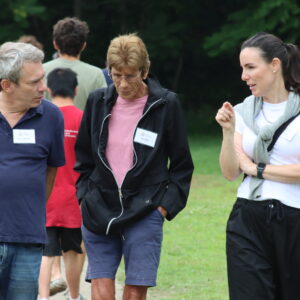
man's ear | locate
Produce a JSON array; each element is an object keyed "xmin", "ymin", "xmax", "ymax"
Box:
[
  {"xmin": 74, "ymin": 87, "xmax": 78, "ymax": 97},
  {"xmin": 80, "ymin": 42, "xmax": 87, "ymax": 52},
  {"xmin": 53, "ymin": 40, "xmax": 59, "ymax": 51},
  {"xmin": 1, "ymin": 79, "xmax": 14, "ymax": 93}
]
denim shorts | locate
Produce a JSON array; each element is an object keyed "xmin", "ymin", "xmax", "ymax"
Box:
[
  {"xmin": 0, "ymin": 242, "xmax": 43, "ymax": 300},
  {"xmin": 82, "ymin": 209, "xmax": 164, "ymax": 287}
]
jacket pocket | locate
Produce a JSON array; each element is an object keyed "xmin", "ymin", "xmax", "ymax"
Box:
[
  {"xmin": 122, "ymin": 181, "xmax": 169, "ymax": 218},
  {"xmin": 81, "ymin": 180, "xmax": 116, "ymax": 235}
]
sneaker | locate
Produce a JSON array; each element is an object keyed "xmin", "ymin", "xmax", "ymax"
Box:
[{"xmin": 49, "ymin": 278, "xmax": 67, "ymax": 296}]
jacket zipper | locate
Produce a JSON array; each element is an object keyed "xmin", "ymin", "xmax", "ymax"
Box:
[
  {"xmin": 98, "ymin": 98, "xmax": 163, "ymax": 234},
  {"xmin": 97, "ymin": 114, "xmax": 124, "ymax": 235}
]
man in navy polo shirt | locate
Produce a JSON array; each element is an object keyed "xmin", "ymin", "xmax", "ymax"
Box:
[{"xmin": 0, "ymin": 42, "xmax": 65, "ymax": 299}]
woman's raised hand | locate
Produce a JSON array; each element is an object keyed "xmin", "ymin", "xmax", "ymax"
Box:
[{"xmin": 215, "ymin": 102, "xmax": 235, "ymax": 132}]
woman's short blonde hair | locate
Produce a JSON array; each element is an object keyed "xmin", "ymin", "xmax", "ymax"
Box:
[{"xmin": 106, "ymin": 33, "xmax": 150, "ymax": 76}]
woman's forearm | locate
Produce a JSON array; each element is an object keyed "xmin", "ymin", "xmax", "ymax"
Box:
[{"xmin": 219, "ymin": 130, "xmax": 241, "ymax": 181}]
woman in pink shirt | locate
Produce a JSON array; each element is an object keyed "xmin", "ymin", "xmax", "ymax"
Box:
[{"xmin": 75, "ymin": 33, "xmax": 194, "ymax": 300}]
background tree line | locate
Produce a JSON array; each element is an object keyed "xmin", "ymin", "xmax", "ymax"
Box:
[{"xmin": 1, "ymin": 0, "xmax": 300, "ymax": 133}]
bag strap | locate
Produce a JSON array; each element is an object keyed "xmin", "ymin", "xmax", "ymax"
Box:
[
  {"xmin": 242, "ymin": 111, "xmax": 300, "ymax": 180},
  {"xmin": 267, "ymin": 111, "xmax": 300, "ymax": 152}
]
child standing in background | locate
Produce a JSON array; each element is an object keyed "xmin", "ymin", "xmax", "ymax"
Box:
[{"xmin": 39, "ymin": 68, "xmax": 85, "ymax": 300}]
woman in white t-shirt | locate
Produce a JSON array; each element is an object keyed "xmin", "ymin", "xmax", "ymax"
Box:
[{"xmin": 216, "ymin": 32, "xmax": 300, "ymax": 300}]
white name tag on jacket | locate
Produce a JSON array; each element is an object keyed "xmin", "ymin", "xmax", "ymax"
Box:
[
  {"xmin": 13, "ymin": 129, "xmax": 36, "ymax": 144},
  {"xmin": 134, "ymin": 128, "xmax": 157, "ymax": 148}
]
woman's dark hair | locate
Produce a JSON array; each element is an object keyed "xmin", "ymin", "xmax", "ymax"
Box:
[{"xmin": 241, "ymin": 32, "xmax": 300, "ymax": 95}]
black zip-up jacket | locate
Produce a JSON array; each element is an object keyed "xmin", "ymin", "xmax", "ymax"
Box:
[{"xmin": 74, "ymin": 75, "xmax": 194, "ymax": 235}]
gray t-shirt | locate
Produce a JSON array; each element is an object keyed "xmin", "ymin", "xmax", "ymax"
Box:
[{"xmin": 43, "ymin": 58, "xmax": 107, "ymax": 110}]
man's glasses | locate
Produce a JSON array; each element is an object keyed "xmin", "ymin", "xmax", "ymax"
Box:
[{"xmin": 109, "ymin": 71, "xmax": 141, "ymax": 83}]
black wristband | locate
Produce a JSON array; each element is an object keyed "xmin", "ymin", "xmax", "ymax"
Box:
[{"xmin": 257, "ymin": 163, "xmax": 266, "ymax": 179}]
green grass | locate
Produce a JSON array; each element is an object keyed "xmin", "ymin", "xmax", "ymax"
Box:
[
  {"xmin": 119, "ymin": 135, "xmax": 241, "ymax": 299},
  {"xmin": 189, "ymin": 134, "xmax": 222, "ymax": 175}
]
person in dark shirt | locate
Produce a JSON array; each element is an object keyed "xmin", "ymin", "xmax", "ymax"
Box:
[
  {"xmin": 75, "ymin": 33, "xmax": 194, "ymax": 300},
  {"xmin": 0, "ymin": 42, "xmax": 65, "ymax": 299}
]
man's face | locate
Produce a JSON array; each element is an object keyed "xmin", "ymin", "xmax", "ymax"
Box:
[{"xmin": 11, "ymin": 61, "xmax": 46, "ymax": 110}]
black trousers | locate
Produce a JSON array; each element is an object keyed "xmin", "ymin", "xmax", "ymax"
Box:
[{"xmin": 227, "ymin": 198, "xmax": 300, "ymax": 300}]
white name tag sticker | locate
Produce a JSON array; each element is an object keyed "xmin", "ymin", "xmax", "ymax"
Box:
[
  {"xmin": 13, "ymin": 129, "xmax": 36, "ymax": 144},
  {"xmin": 134, "ymin": 128, "xmax": 157, "ymax": 148}
]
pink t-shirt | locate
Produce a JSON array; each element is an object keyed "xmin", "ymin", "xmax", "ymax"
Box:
[{"xmin": 106, "ymin": 95, "xmax": 148, "ymax": 186}]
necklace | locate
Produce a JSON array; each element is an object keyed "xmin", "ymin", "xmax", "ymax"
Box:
[
  {"xmin": 261, "ymin": 104, "xmax": 273, "ymax": 124},
  {"xmin": 261, "ymin": 109, "xmax": 273, "ymax": 124}
]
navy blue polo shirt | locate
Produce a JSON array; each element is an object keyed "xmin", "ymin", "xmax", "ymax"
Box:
[{"xmin": 0, "ymin": 99, "xmax": 65, "ymax": 244}]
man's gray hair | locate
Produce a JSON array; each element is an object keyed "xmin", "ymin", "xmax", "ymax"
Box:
[{"xmin": 0, "ymin": 42, "xmax": 44, "ymax": 84}]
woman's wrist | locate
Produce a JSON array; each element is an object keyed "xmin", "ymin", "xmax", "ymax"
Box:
[
  {"xmin": 222, "ymin": 127, "xmax": 235, "ymax": 136},
  {"xmin": 256, "ymin": 163, "xmax": 266, "ymax": 179}
]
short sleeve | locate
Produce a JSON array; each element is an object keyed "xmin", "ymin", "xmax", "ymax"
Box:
[{"xmin": 47, "ymin": 109, "xmax": 65, "ymax": 167}]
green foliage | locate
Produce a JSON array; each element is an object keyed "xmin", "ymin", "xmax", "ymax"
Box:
[
  {"xmin": 0, "ymin": 0, "xmax": 45, "ymax": 42},
  {"xmin": 185, "ymin": 105, "xmax": 222, "ymax": 135},
  {"xmin": 0, "ymin": 0, "xmax": 250, "ymax": 111},
  {"xmin": 3, "ymin": 0, "xmax": 300, "ymax": 121},
  {"xmin": 12, "ymin": 0, "xmax": 45, "ymax": 21},
  {"xmin": 203, "ymin": 0, "xmax": 300, "ymax": 56}
]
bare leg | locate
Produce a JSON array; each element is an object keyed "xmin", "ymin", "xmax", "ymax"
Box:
[
  {"xmin": 79, "ymin": 241, "xmax": 86, "ymax": 274},
  {"xmin": 123, "ymin": 285, "xmax": 148, "ymax": 300},
  {"xmin": 63, "ymin": 250, "xmax": 84, "ymax": 298},
  {"xmin": 38, "ymin": 256, "xmax": 55, "ymax": 298},
  {"xmin": 91, "ymin": 278, "xmax": 115, "ymax": 300},
  {"xmin": 51, "ymin": 256, "xmax": 62, "ymax": 280}
]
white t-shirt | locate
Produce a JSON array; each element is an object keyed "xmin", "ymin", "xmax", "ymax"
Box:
[{"xmin": 235, "ymin": 100, "xmax": 300, "ymax": 208}]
